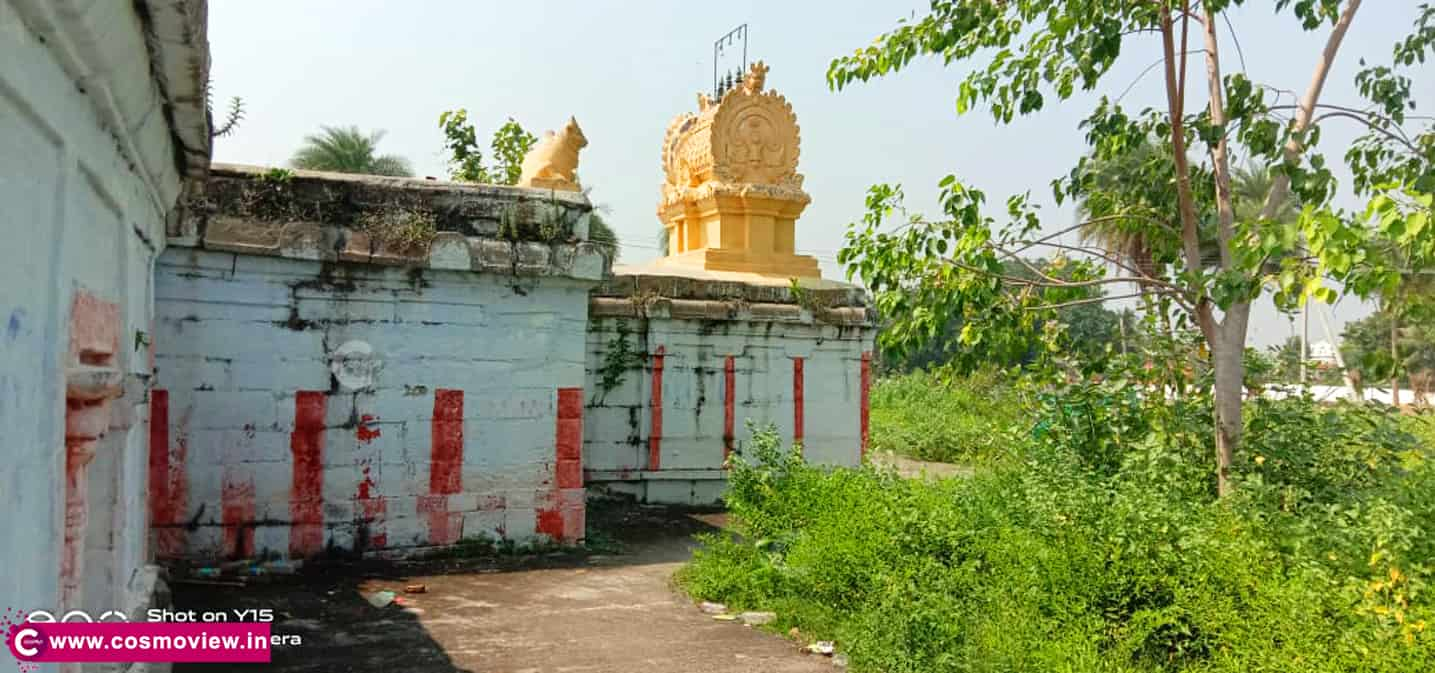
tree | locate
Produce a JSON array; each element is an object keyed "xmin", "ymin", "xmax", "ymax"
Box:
[
  {"xmin": 1374, "ymin": 253, "xmax": 1435, "ymax": 404},
  {"xmin": 1272, "ymin": 335, "xmax": 1306, "ymax": 383},
  {"xmin": 1342, "ymin": 276, "xmax": 1435, "ymax": 400},
  {"xmin": 438, "ymin": 111, "xmax": 538, "ymax": 185},
  {"xmin": 830, "ymin": 1, "xmax": 1435, "ymax": 495},
  {"xmin": 1232, "ymin": 160, "xmax": 1299, "ymax": 225},
  {"xmin": 290, "ymin": 126, "xmax": 413, "ymax": 176},
  {"xmin": 873, "ymin": 255, "xmax": 1120, "ymax": 373},
  {"xmin": 579, "ymin": 185, "xmax": 621, "ymax": 261}
]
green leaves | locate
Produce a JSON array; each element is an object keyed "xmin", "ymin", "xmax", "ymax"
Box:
[
  {"xmin": 439, "ymin": 112, "xmax": 537, "ymax": 186},
  {"xmin": 827, "ymin": 1, "xmax": 1157, "ymax": 125},
  {"xmin": 489, "ymin": 118, "xmax": 538, "ymax": 186},
  {"xmin": 290, "ymin": 126, "xmax": 413, "ymax": 177},
  {"xmin": 1275, "ymin": 0, "xmax": 1346, "ymax": 30},
  {"xmin": 439, "ymin": 108, "xmax": 486, "ymax": 182}
]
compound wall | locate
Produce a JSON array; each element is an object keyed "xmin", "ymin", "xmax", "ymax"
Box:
[
  {"xmin": 0, "ymin": 0, "xmax": 207, "ymax": 627},
  {"xmin": 152, "ymin": 248, "xmax": 597, "ymax": 559},
  {"xmin": 582, "ymin": 273, "xmax": 875, "ymax": 505}
]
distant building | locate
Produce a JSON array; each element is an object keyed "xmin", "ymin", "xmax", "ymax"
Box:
[{"xmin": 1309, "ymin": 340, "xmax": 1339, "ymax": 364}]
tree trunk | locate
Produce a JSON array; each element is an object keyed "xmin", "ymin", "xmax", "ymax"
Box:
[
  {"xmin": 1259, "ymin": 0, "xmax": 1362, "ymax": 221},
  {"xmin": 1391, "ymin": 309, "xmax": 1401, "ymax": 407},
  {"xmin": 1211, "ymin": 324, "xmax": 1245, "ymax": 497},
  {"xmin": 1201, "ymin": 5, "xmax": 1237, "ymax": 268}
]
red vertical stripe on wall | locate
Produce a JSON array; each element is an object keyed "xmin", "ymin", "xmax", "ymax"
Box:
[
  {"xmin": 723, "ymin": 356, "xmax": 736, "ymax": 460},
  {"xmin": 355, "ymin": 413, "xmax": 386, "ymax": 550},
  {"xmin": 426, "ymin": 389, "xmax": 464, "ymax": 545},
  {"xmin": 148, "ymin": 390, "xmax": 187, "ymax": 558},
  {"xmin": 546, "ymin": 387, "xmax": 586, "ymax": 543},
  {"xmin": 289, "ymin": 391, "xmax": 327, "ymax": 558},
  {"xmin": 356, "ymin": 463, "xmax": 387, "ymax": 550},
  {"xmin": 221, "ymin": 468, "xmax": 256, "ymax": 559},
  {"xmin": 536, "ymin": 510, "xmax": 565, "ymax": 539},
  {"xmin": 147, "ymin": 389, "xmax": 170, "ymax": 557},
  {"xmin": 648, "ymin": 346, "xmax": 665, "ymax": 471},
  {"xmin": 860, "ymin": 351, "xmax": 872, "ymax": 459},
  {"xmin": 793, "ymin": 357, "xmax": 805, "ymax": 448},
  {"xmin": 61, "ymin": 441, "xmax": 89, "ymax": 606},
  {"xmin": 555, "ymin": 388, "xmax": 583, "ymax": 488},
  {"xmin": 430, "ymin": 389, "xmax": 464, "ymax": 495}
]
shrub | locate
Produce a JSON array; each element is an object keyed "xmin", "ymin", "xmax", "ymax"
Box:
[
  {"xmin": 679, "ymin": 391, "xmax": 1435, "ymax": 672},
  {"xmin": 868, "ymin": 370, "xmax": 1028, "ymax": 464}
]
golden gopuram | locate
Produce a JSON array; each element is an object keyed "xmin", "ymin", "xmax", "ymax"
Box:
[{"xmin": 651, "ymin": 61, "xmax": 821, "ymax": 278}]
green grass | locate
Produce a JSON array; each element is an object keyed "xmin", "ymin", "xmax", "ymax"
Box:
[
  {"xmin": 1403, "ymin": 411, "xmax": 1435, "ymax": 448},
  {"xmin": 868, "ymin": 370, "xmax": 1029, "ymax": 464},
  {"xmin": 679, "ymin": 392, "xmax": 1435, "ymax": 673}
]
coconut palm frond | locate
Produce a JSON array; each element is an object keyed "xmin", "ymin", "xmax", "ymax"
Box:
[{"xmin": 290, "ymin": 126, "xmax": 414, "ymax": 177}]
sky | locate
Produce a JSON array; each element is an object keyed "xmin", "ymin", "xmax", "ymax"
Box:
[{"xmin": 207, "ymin": 1, "xmax": 1432, "ymax": 348}]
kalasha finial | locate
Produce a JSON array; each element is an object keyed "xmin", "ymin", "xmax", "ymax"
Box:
[{"xmin": 743, "ymin": 61, "xmax": 769, "ymax": 93}]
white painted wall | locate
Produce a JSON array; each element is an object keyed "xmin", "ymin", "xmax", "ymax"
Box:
[
  {"xmin": 1265, "ymin": 384, "xmax": 1433, "ymax": 406},
  {"xmin": 153, "ymin": 249, "xmax": 593, "ymax": 558},
  {"xmin": 0, "ymin": 0, "xmax": 188, "ymax": 628},
  {"xmin": 584, "ymin": 314, "xmax": 874, "ymax": 505}
]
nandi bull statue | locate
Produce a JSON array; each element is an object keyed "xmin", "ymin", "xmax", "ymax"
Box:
[{"xmin": 517, "ymin": 116, "xmax": 587, "ymax": 192}]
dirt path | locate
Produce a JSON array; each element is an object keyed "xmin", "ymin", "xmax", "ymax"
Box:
[
  {"xmin": 175, "ymin": 507, "xmax": 833, "ymax": 673},
  {"xmin": 869, "ymin": 450, "xmax": 973, "ymax": 480}
]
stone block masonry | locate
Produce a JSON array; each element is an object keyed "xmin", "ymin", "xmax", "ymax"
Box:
[
  {"xmin": 147, "ymin": 164, "xmax": 873, "ymax": 558},
  {"xmin": 1, "ymin": 0, "xmax": 208, "ymax": 635},
  {"xmin": 151, "ymin": 165, "xmax": 609, "ymax": 560},
  {"xmin": 153, "ymin": 250, "xmax": 598, "ymax": 558},
  {"xmin": 583, "ymin": 271, "xmax": 876, "ymax": 505}
]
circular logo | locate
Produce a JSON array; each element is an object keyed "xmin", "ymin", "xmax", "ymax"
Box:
[
  {"xmin": 330, "ymin": 340, "xmax": 380, "ymax": 391},
  {"xmin": 8, "ymin": 625, "xmax": 46, "ymax": 659}
]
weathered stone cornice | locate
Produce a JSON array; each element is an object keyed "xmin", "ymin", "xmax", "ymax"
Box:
[
  {"xmin": 172, "ymin": 164, "xmax": 609, "ymax": 281},
  {"xmin": 590, "ymin": 272, "xmax": 874, "ymax": 327}
]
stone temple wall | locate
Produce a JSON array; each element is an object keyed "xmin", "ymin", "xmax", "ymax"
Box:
[
  {"xmin": 582, "ymin": 273, "xmax": 875, "ymax": 505},
  {"xmin": 151, "ymin": 165, "xmax": 608, "ymax": 560},
  {"xmin": 147, "ymin": 165, "xmax": 875, "ymax": 562},
  {"xmin": 0, "ymin": 0, "xmax": 208, "ymax": 629}
]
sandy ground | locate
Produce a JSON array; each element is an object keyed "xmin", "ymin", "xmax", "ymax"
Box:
[
  {"xmin": 869, "ymin": 450, "xmax": 974, "ymax": 480},
  {"xmin": 174, "ymin": 505, "xmax": 834, "ymax": 673}
]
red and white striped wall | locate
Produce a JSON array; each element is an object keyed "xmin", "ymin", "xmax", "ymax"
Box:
[
  {"xmin": 151, "ymin": 248, "xmax": 596, "ymax": 561},
  {"xmin": 583, "ymin": 318, "xmax": 876, "ymax": 505},
  {"xmin": 147, "ymin": 384, "xmax": 587, "ymax": 560}
]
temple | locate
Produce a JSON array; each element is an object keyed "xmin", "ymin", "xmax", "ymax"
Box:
[{"xmin": 650, "ymin": 61, "xmax": 822, "ymax": 278}]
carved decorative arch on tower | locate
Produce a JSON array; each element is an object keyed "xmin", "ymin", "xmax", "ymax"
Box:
[
  {"xmin": 653, "ymin": 61, "xmax": 820, "ymax": 278},
  {"xmin": 710, "ymin": 76, "xmax": 800, "ymax": 187}
]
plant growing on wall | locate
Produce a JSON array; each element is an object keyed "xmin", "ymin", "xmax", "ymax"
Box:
[
  {"xmin": 596, "ymin": 320, "xmax": 644, "ymax": 397},
  {"xmin": 357, "ymin": 208, "xmax": 438, "ymax": 253},
  {"xmin": 438, "ymin": 110, "xmax": 537, "ymax": 185},
  {"xmin": 829, "ymin": 0, "xmax": 1435, "ymax": 495},
  {"xmin": 205, "ymin": 78, "xmax": 245, "ymax": 140},
  {"xmin": 441, "ymin": 111, "xmax": 622, "ymax": 257}
]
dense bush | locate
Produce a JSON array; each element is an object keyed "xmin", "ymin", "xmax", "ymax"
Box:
[
  {"xmin": 868, "ymin": 370, "xmax": 1029, "ymax": 464},
  {"xmin": 678, "ymin": 390, "xmax": 1435, "ymax": 672}
]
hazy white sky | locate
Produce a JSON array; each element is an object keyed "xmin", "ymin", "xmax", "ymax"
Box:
[{"xmin": 208, "ymin": 1, "xmax": 1432, "ymax": 348}]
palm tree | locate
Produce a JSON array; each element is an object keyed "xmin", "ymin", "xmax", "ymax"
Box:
[
  {"xmin": 1231, "ymin": 160, "xmax": 1299, "ymax": 225},
  {"xmin": 1379, "ymin": 255, "xmax": 1435, "ymax": 406},
  {"xmin": 1077, "ymin": 152, "xmax": 1299, "ymax": 276},
  {"xmin": 1074, "ymin": 140, "xmax": 1196, "ymax": 278},
  {"xmin": 290, "ymin": 126, "xmax": 413, "ymax": 177},
  {"xmin": 579, "ymin": 185, "xmax": 621, "ymax": 261}
]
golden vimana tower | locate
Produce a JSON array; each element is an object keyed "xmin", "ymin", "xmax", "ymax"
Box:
[{"xmin": 653, "ymin": 61, "xmax": 821, "ymax": 278}]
